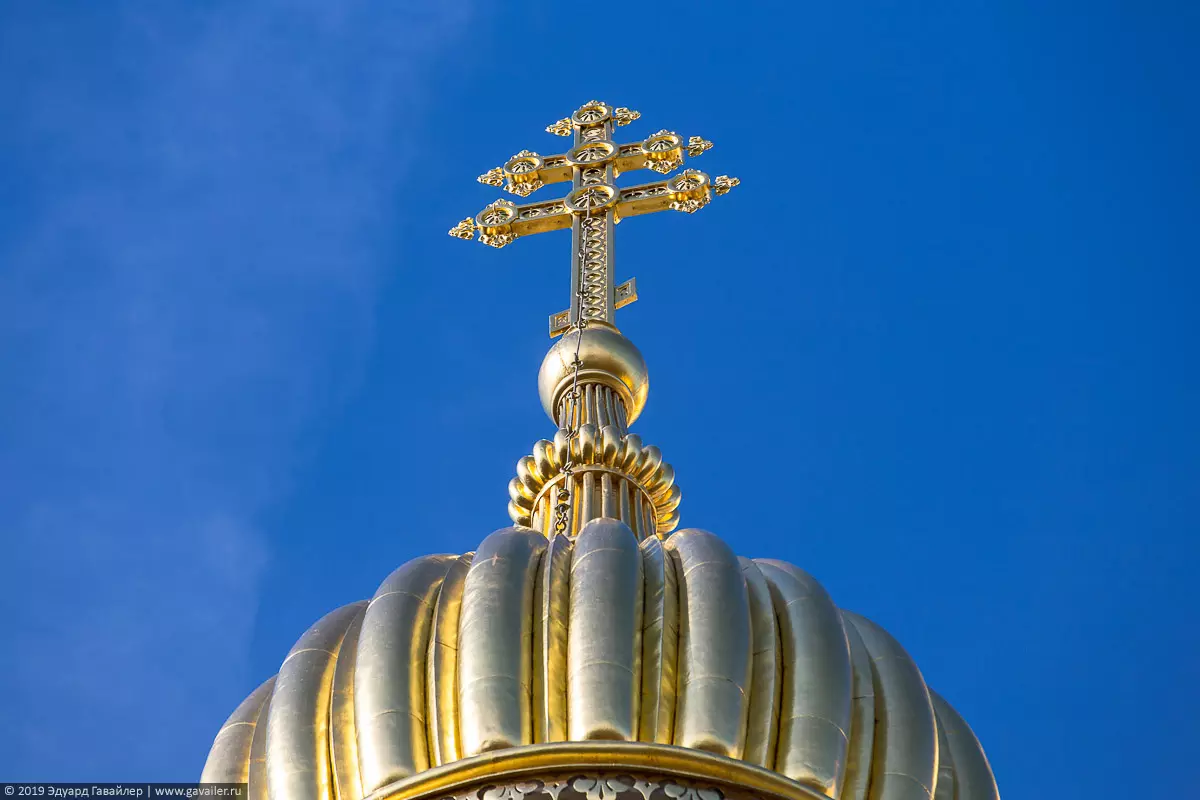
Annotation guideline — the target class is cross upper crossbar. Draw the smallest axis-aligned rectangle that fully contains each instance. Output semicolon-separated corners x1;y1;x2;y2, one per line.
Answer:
449;100;739;336
476;131;714;198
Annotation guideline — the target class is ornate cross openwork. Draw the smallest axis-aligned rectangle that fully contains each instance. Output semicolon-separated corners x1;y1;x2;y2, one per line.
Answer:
449;100;739;337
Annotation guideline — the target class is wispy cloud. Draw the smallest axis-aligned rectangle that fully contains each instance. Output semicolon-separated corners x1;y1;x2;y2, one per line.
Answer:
0;1;471;778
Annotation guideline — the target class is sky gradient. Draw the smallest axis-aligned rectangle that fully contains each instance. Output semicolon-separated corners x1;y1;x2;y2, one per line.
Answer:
1;2;1197;797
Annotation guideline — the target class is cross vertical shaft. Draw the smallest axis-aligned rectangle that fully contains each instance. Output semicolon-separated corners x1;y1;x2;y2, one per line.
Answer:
568;108;618;328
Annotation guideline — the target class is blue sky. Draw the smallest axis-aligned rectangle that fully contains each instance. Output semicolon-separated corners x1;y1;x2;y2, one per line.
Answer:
1;1;1196;796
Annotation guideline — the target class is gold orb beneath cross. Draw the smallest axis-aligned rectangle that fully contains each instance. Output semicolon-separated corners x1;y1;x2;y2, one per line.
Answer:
538;322;649;425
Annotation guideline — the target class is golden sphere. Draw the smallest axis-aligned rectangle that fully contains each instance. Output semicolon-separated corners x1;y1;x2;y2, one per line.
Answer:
538;323;649;424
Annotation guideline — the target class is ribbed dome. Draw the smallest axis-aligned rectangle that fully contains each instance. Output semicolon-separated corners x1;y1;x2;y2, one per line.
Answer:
202;520;997;800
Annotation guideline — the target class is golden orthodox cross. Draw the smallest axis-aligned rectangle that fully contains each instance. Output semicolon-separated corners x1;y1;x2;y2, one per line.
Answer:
449;100;738;336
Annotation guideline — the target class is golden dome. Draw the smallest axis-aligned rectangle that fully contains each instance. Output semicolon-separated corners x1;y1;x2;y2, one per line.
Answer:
202;521;997;800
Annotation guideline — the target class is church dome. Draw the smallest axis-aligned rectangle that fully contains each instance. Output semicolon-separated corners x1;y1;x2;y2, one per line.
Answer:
203;101;999;800
202;522;997;800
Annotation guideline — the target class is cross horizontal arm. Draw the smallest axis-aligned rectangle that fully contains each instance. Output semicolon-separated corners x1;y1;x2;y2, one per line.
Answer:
477;131;715;198
448;197;569;247
449;169;740;248
617;170;741;217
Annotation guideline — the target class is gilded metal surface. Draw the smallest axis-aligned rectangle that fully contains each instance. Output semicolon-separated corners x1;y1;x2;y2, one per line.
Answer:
841;621;876;800
476;126;709;197
933;706;955;800
667;529;752;759
466;104;716;544
356;556;456;792
453;165;737;251
511;424;680;539
510;327;681;539
450;100;737;335
534;535;572;743
568;519;644;741
331;608;366;800
538;325;648;425
637;536;678;743
930;693;999;800
426;553;474;767
266;601;366;800
843;613;938;800
247;685;272;800
738;558;781;769
364;742;829;800
207;530;998;800
755;560;852;797
457;528;546;756
201;676;274;784
551;279;636;336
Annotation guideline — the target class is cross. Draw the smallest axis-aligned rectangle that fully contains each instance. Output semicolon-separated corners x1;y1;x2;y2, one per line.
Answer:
448;100;739;337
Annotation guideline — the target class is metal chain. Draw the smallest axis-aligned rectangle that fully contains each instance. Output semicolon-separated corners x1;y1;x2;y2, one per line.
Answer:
552;190;596;537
